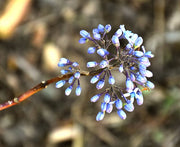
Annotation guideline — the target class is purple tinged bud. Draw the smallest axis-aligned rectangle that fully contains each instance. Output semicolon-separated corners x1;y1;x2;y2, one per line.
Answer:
72;62;79;67
106;103;113;113
119;64;123;72
134;37;143;48
79;38;87;44
136;74;147;83
68;76;74;84
97;24;104;33
96;111;105;121
101;102;107;111
60;69;69;75
87;47;96;54
138;57;150;67
97;48;109;57
135;91;143;105
134;51;144;57
65;85;73;96
75;85;81;96
74;71;80;79
146;81;155;89
124;103;134;112
56;80;66;88
90;75;100;84
115;99;123;109
80;30;90;38
130;73;136;81
126;78;134;92
115;29;122;37
105;24;111;33
96;79;105;89
109;76;115;85
93;33;101;40
144;51;154;58
112;35;120;47
90;94;101;102
104;93;111;103
117;109;126;119
99;60;109;68
87;61;98;68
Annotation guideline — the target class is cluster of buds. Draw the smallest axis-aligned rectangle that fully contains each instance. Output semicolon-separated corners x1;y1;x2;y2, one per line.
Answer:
56;24;154;121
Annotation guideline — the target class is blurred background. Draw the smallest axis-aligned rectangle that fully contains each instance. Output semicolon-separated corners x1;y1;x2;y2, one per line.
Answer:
0;0;180;147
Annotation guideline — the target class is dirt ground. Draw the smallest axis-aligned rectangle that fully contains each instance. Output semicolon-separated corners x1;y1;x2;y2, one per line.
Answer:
0;0;180;147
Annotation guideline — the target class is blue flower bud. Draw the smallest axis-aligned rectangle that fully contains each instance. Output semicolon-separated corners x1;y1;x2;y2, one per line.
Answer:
96;79;105;89
136;74;147;83
124;103;134;112
87;47;96;54
79;38;87;44
93;33;101;40
144;70;153;78
74;71;80;79
109;76;115;85
93;28;99;34
131;34;138;44
97;24;104;33
146;81;155;89
90;75;100;84
119;64;123;72
60;69;69;75
65;85;73;96
119;25;125;32
134;51;144;57
144;51;154;58
115;99;123;109
87;61;98;67
90;94;101;102
80;30;90;38
99;60;109;68
105;24;111;33
112;35;120;47
96;111;105;121
75;85;81;96
138;57;151;67
101;102;107;111
68;76;74;84
139;64;146;71
106;103;113;113
56;80;66;88
135;91;143;105
72;62;79;67
126;78;134;92
104;93;111;103
130;66;136;70
130;73;136;81
115;29;122;37
97;48;109;57
117;109;126;119
58;58;70;67
134;37;143;48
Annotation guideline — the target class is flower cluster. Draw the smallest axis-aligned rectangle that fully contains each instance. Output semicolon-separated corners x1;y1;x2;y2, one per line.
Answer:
56;58;81;96
56;24;154;121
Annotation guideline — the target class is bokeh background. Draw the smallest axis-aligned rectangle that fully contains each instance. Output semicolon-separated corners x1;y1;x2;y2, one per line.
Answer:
0;0;180;147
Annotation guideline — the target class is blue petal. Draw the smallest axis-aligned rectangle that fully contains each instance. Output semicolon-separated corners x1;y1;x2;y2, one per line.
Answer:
80;30;90;38
109;76;115;85
130;73;136;81
106;103;113;113
58;58;70;67
105;24;111;33
144;70;153;77
99;60;108;68
68;76;74;84
124;103;134;112
96;112;105;121
135;91;144;105
115;99;123;109
87;47;96;54
96;79;105;89
74;71;80;79
75;85;81;96
144;51;154;58
56;80;66;88
101;102;107;111
112;35;120;47
115;29;122;37
93;33;101;40
134;37;143;48
72;62;79;67
87;61;98;68
146;81;155;89
90;75;100;84
79;38;87;44
97;48;109;57
117;109;126;119
136;74;147;83
65;85;73;96
97;24;104;33
104;93;111;103
134;51;144;57
60;69;69;75
90;94;101;102
92;28;99;34
126;78;134;92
